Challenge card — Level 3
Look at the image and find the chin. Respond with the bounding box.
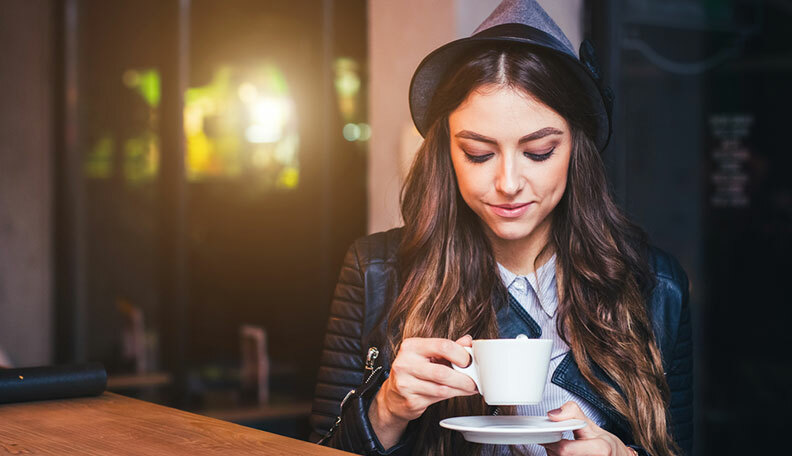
[487,222,536,242]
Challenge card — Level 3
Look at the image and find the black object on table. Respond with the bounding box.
[0,362,107,404]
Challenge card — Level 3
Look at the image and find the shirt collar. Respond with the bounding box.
[497,261,520,290]
[497,253,558,317]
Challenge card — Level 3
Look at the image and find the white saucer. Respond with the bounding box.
[439,415,586,445]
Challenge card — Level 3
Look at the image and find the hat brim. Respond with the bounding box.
[408,26,612,152]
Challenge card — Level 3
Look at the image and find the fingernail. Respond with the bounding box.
[547,407,562,416]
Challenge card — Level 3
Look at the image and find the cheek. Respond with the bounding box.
[456,170,480,199]
[451,159,486,201]
[535,161,569,205]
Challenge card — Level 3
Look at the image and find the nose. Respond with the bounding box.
[494,154,522,196]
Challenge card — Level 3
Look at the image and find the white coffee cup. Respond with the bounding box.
[452,338,553,405]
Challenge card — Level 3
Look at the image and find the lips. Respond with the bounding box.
[488,202,532,218]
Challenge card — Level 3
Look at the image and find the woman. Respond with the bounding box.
[310,1,692,455]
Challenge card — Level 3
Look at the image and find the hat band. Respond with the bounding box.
[472,23,575,60]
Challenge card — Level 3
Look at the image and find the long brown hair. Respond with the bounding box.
[388,43,678,455]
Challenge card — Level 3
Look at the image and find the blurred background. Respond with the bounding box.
[0,0,789,454]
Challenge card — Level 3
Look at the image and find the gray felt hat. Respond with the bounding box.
[408,0,614,152]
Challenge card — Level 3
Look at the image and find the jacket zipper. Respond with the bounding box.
[364,346,379,379]
[317,346,381,445]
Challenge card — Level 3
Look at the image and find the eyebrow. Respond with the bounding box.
[454,127,563,145]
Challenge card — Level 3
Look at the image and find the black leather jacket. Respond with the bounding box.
[310,227,693,455]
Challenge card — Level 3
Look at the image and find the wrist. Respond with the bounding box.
[368,386,410,451]
[370,388,409,430]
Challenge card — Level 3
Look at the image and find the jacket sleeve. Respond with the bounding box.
[309,241,414,455]
[665,260,694,455]
[629,250,693,456]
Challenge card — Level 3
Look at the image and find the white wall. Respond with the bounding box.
[367,0,583,233]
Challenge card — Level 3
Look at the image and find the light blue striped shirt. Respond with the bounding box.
[497,254,606,455]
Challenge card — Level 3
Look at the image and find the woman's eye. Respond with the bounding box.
[463,151,494,163]
[524,147,555,162]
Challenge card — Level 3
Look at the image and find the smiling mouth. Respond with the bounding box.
[487,202,533,218]
[490,203,531,210]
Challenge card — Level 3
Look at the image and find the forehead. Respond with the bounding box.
[448,84,567,137]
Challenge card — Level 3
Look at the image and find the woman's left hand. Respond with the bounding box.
[540,401,637,456]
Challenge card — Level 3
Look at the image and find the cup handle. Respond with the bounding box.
[452,346,482,394]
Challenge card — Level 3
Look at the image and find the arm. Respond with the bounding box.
[309,241,479,454]
[629,259,694,456]
[309,242,414,455]
[622,266,693,456]
[368,336,476,449]
[544,258,693,456]
[665,265,693,454]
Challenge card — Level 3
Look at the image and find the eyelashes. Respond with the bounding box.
[525,148,555,162]
[462,147,556,164]
[463,152,494,163]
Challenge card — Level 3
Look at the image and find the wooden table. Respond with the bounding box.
[106,372,172,390]
[202,400,313,423]
[0,392,351,455]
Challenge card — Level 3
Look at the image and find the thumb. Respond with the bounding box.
[547,401,600,440]
[455,334,473,347]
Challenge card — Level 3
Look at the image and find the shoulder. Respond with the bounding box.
[348,226,403,267]
[645,245,690,365]
[647,245,689,301]
[345,228,403,344]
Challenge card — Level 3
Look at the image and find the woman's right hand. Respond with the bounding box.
[368,335,478,449]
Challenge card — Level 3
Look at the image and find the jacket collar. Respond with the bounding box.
[494,290,630,435]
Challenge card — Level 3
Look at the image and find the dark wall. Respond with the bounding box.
[588,1,791,454]
[0,0,54,367]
